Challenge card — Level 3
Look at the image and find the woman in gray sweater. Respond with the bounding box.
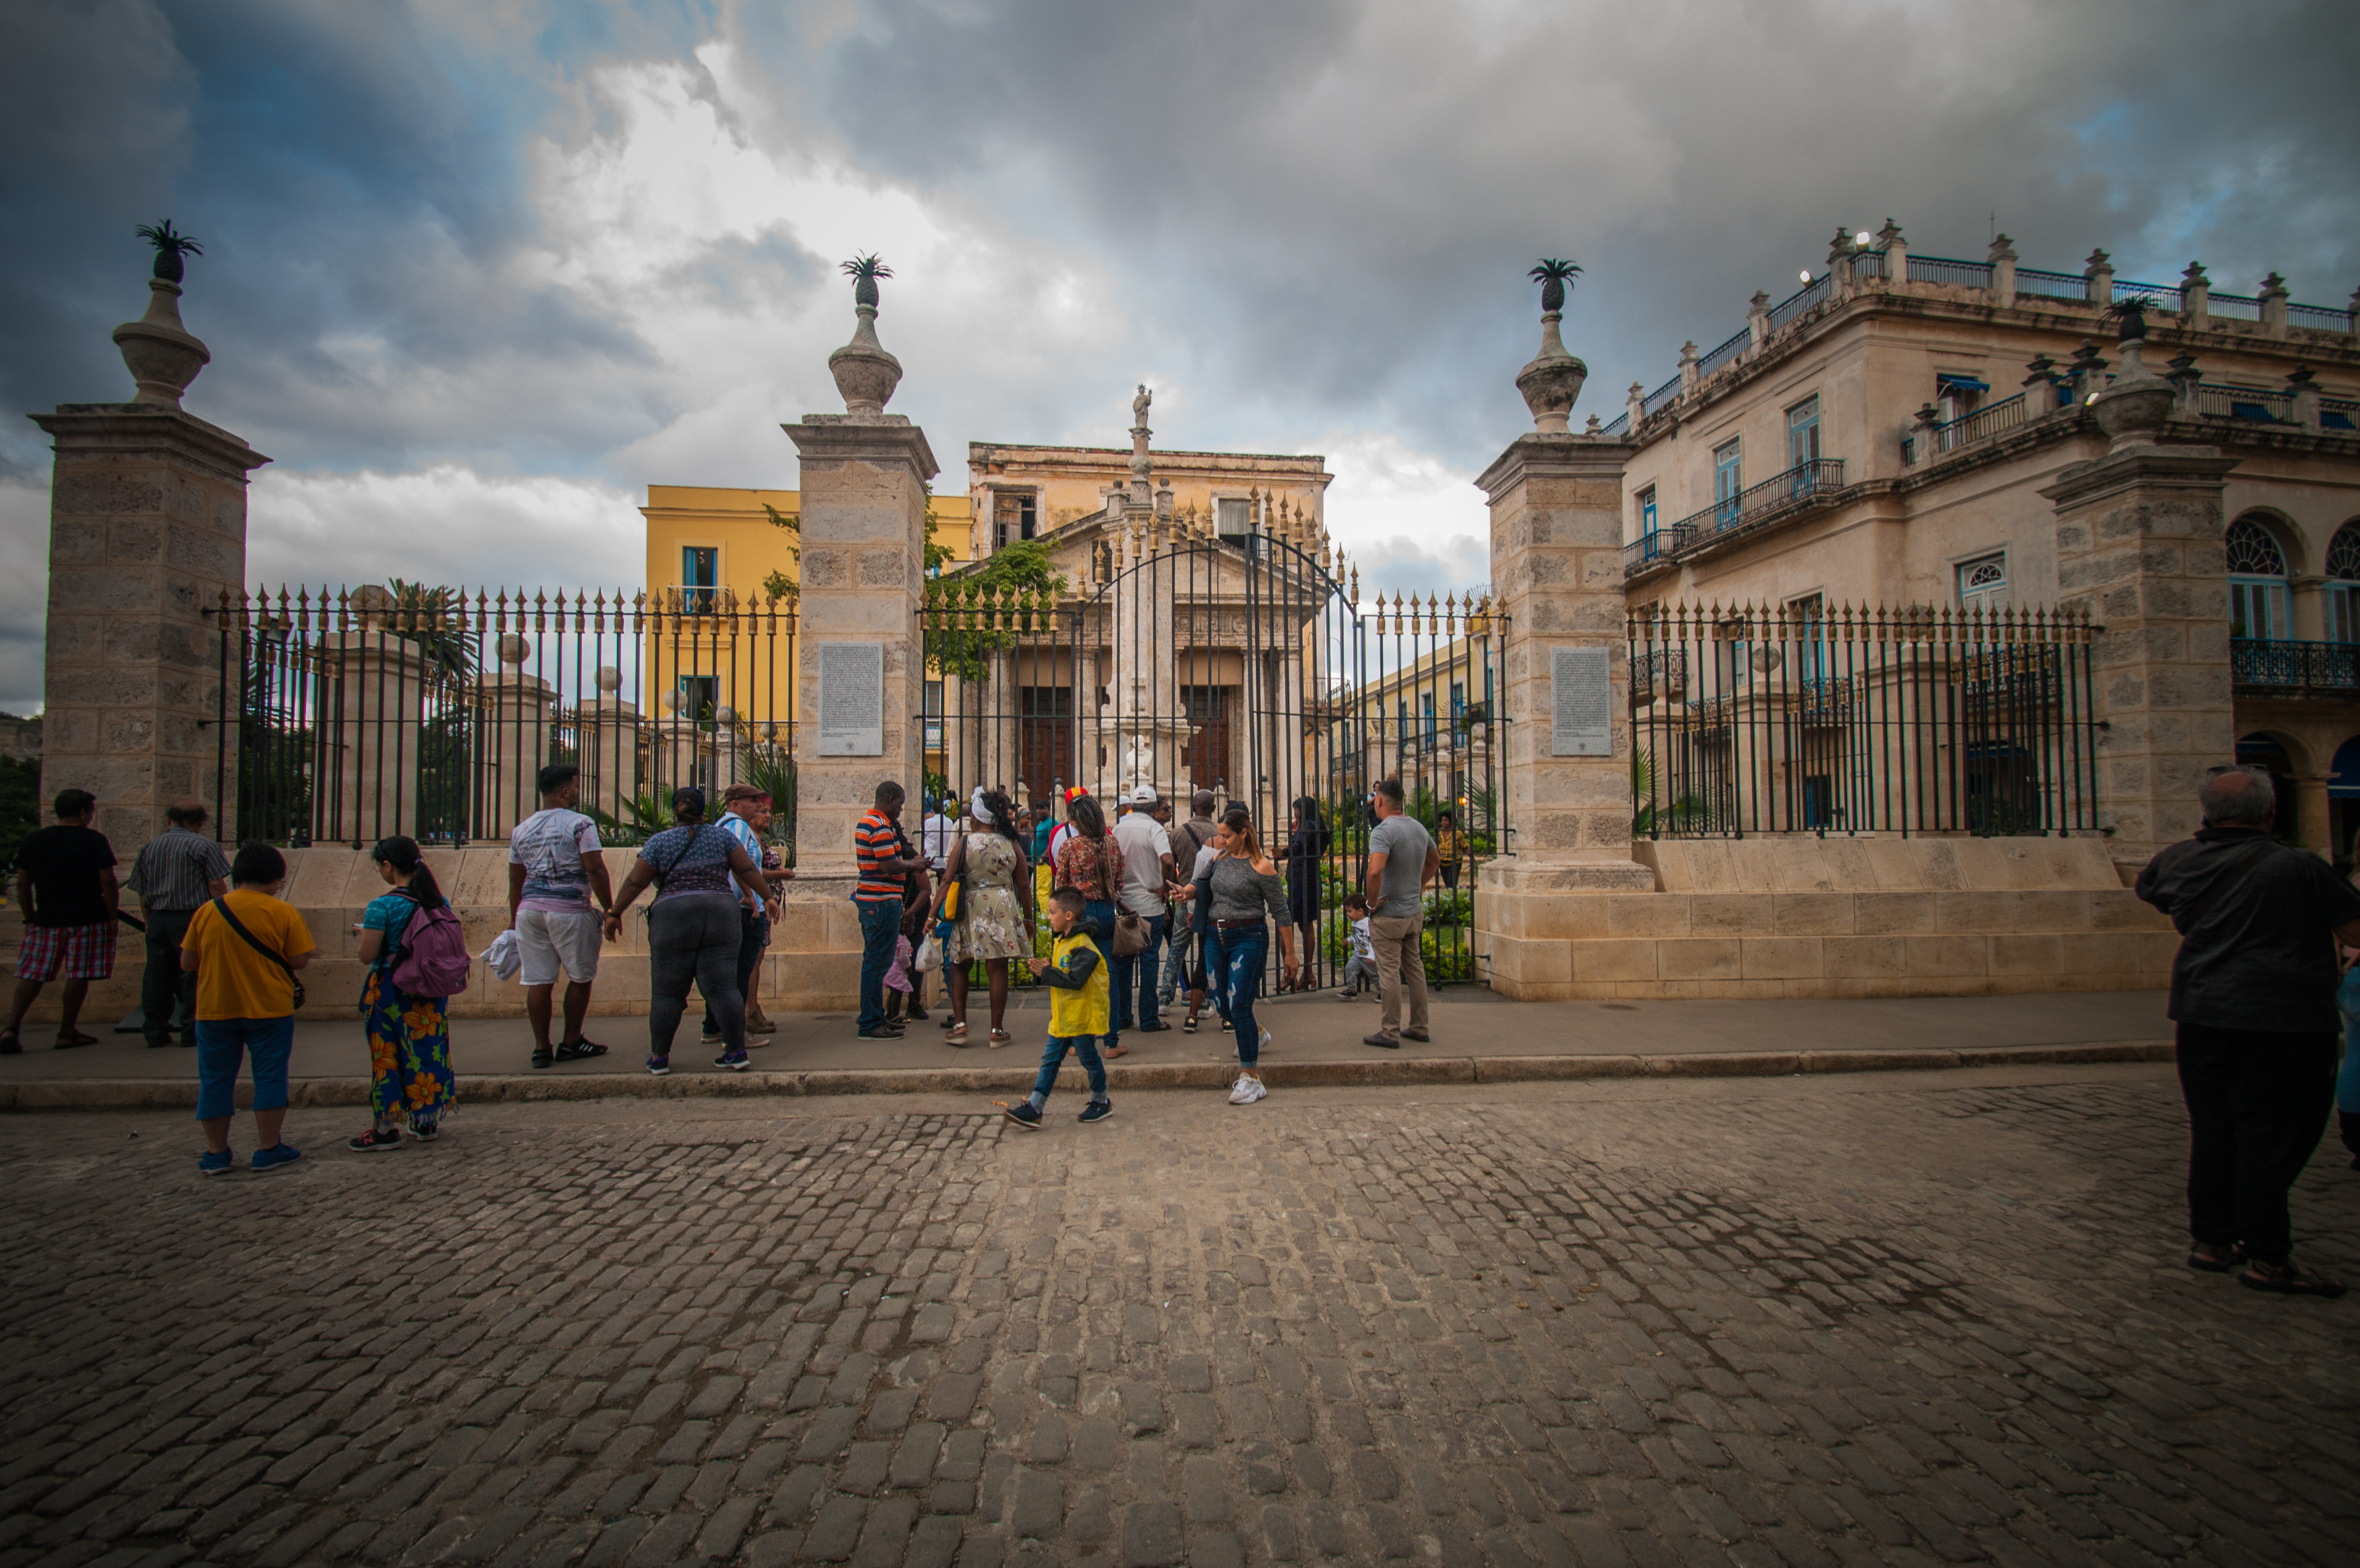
[1192,807,1300,1104]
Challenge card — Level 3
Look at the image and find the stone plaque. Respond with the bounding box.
[1550,645,1611,757]
[816,642,885,756]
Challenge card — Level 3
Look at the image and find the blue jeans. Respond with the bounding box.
[1111,913,1166,1037]
[1211,924,1269,1069]
[194,1016,296,1121]
[856,898,902,1032]
[1033,1033,1108,1103]
[2338,968,2360,1113]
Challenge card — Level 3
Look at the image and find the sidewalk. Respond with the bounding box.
[0,987,2173,1108]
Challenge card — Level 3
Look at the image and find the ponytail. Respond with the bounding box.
[369,835,447,910]
[1220,807,1264,863]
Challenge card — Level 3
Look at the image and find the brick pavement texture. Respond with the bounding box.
[0,1066,2353,1568]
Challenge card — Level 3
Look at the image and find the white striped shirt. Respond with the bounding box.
[127,827,230,912]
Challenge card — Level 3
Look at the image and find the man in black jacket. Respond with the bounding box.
[2137,768,2360,1297]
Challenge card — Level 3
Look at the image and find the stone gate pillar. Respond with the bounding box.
[2042,323,2238,882]
[1473,290,1652,999]
[774,275,936,1006]
[28,259,267,856]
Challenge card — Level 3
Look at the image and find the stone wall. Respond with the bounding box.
[1481,836,2174,1000]
[1,846,863,1023]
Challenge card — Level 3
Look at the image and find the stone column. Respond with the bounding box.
[1989,234,2018,306]
[2084,248,2114,309]
[2180,262,2211,330]
[1476,294,1652,998]
[2259,272,2289,337]
[2041,331,2238,883]
[321,622,427,846]
[28,263,267,856]
[576,667,641,820]
[474,636,557,839]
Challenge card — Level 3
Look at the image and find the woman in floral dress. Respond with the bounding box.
[937,787,1034,1046]
[346,835,456,1151]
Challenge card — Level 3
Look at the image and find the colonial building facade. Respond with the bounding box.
[1612,221,2360,861]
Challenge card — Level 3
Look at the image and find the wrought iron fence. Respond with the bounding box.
[1906,255,1995,290]
[2205,291,2262,321]
[918,533,1505,995]
[1904,390,2033,464]
[2195,383,2294,423]
[1767,274,1832,331]
[2111,279,2184,312]
[1629,601,2099,838]
[1641,374,1682,419]
[214,586,797,852]
[1696,327,1750,379]
[2231,638,2360,693]
[2014,268,2088,304]
[2290,302,2356,334]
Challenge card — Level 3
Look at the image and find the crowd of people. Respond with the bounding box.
[8,758,2353,1301]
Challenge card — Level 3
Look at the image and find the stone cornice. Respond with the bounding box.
[786,414,939,482]
[1474,433,1636,502]
[2038,446,2240,509]
[29,402,270,482]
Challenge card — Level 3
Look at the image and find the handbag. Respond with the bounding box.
[209,896,306,1010]
[1112,908,1149,957]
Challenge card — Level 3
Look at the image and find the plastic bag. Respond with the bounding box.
[913,931,943,974]
[483,928,523,982]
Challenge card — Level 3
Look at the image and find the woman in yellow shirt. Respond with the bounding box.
[181,843,315,1175]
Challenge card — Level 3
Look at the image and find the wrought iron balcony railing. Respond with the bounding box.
[2231,638,2360,694]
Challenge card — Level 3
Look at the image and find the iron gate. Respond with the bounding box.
[920,533,1505,993]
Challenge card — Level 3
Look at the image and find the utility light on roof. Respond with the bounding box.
[1856,231,1872,246]
[1800,270,1812,283]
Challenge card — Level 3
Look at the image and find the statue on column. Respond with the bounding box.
[1132,384,1152,426]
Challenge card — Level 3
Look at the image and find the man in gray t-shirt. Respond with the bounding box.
[1362,779,1439,1049]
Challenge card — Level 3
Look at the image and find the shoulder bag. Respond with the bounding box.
[649,824,706,891]
[210,897,305,1009]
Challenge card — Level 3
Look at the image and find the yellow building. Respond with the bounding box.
[636,484,975,737]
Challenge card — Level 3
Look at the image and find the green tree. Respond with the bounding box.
[925,542,1067,683]
[0,754,39,859]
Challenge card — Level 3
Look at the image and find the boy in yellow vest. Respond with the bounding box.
[1006,887,1113,1127]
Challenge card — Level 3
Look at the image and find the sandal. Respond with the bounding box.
[989,1028,1012,1048]
[1182,1016,1199,1034]
[945,1022,969,1044]
[2187,1243,2245,1273]
[530,1047,554,1070]
[938,1012,959,1030]
[2239,1260,2349,1297]
[54,1031,98,1049]
[555,1040,609,1062]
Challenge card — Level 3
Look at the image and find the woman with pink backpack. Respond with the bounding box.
[347,835,469,1151]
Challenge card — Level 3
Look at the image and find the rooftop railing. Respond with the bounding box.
[1906,254,1994,289]
[1597,410,1632,437]
[2013,267,2088,304]
[1903,390,2033,464]
[2206,291,2262,321]
[2292,302,2356,333]
[1766,274,1832,331]
[1641,374,1682,419]
[2195,383,2295,423]
[1696,327,1750,379]
[2111,279,2183,311]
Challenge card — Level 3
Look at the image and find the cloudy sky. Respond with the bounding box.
[2,0,2353,712]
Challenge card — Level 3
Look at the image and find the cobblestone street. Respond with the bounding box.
[0,1064,2352,1568]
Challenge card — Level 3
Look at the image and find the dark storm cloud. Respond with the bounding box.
[805,0,2360,467]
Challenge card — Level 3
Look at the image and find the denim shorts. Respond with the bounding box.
[194,1016,297,1121]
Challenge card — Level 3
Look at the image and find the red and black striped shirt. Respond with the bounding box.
[853,809,903,902]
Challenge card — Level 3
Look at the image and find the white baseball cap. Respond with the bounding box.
[1128,785,1159,805]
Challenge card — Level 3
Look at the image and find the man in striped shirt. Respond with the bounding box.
[854,781,926,1038]
[126,801,231,1048]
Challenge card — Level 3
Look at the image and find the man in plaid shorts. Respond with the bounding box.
[4,788,121,1052]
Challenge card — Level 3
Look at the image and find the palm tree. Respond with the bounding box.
[136,219,204,283]
[841,254,893,307]
[1528,258,1582,313]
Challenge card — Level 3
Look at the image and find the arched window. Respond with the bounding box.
[2326,522,2360,644]
[2225,517,2289,640]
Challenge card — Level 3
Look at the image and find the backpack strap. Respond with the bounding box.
[210,897,305,1007]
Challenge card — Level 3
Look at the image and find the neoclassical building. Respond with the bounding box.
[1611,220,2360,858]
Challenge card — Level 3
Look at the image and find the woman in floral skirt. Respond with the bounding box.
[935,787,1035,1046]
[347,836,457,1151]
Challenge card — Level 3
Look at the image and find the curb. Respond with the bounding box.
[0,1040,2175,1111]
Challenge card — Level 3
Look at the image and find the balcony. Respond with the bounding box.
[1623,459,1847,578]
[2232,638,2360,695]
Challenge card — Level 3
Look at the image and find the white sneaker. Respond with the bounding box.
[1259,1028,1273,1054]
[1229,1073,1267,1105]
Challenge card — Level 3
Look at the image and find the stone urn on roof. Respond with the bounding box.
[1516,258,1588,434]
[828,253,904,416]
[113,219,212,408]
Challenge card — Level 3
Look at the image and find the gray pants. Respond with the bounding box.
[142,908,198,1046]
[649,894,745,1057]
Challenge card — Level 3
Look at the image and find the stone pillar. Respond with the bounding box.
[28,261,267,856]
[576,667,641,820]
[1745,290,1771,352]
[474,636,557,839]
[321,625,427,846]
[1676,341,1699,401]
[1989,234,2018,306]
[2084,248,2114,309]
[2259,273,2289,337]
[2288,366,2322,430]
[2041,337,2238,883]
[1876,218,1908,286]
[2180,262,2210,330]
